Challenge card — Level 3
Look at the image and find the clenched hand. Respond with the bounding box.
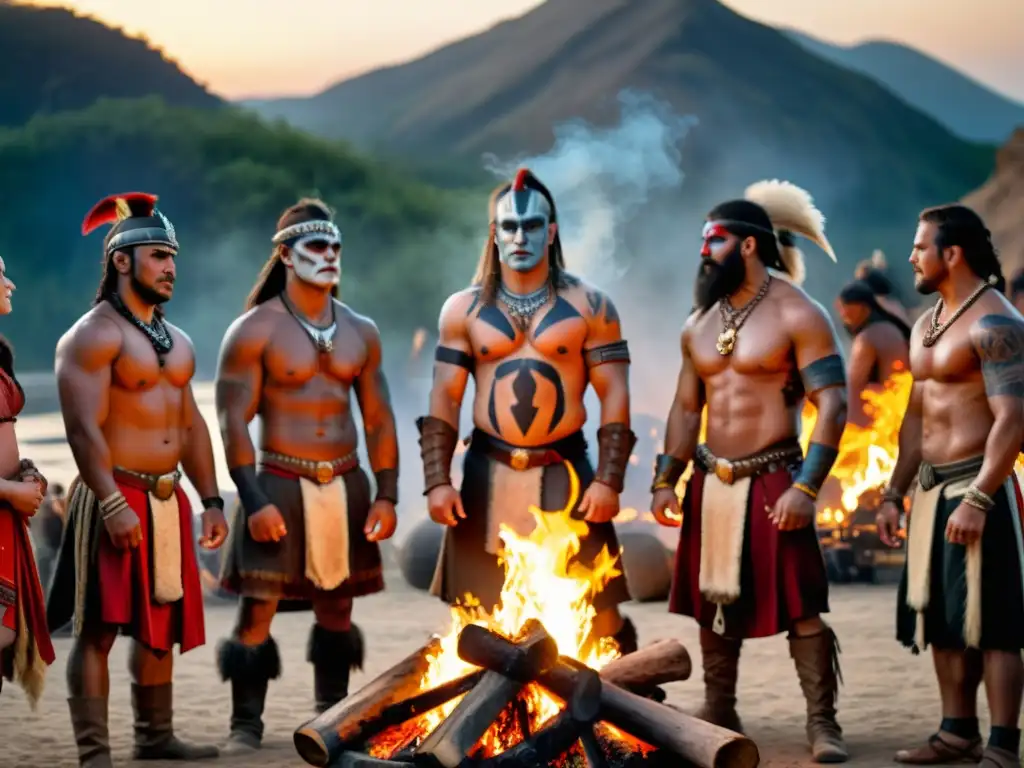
[579,481,619,524]
[365,500,398,542]
[248,504,287,542]
[427,484,465,527]
[769,487,816,531]
[651,487,683,527]
[199,506,228,549]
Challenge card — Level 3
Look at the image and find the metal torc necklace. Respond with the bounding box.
[922,280,992,347]
[281,294,337,354]
[498,283,551,329]
[716,276,772,356]
[108,292,174,364]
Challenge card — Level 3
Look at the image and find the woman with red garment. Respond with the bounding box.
[0,254,55,705]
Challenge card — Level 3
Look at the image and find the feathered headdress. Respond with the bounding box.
[81,192,178,254]
[743,179,837,286]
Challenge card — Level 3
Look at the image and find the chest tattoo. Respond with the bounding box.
[477,303,517,341]
[488,358,566,437]
[534,296,583,338]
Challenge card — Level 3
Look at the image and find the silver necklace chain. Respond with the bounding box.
[282,295,338,354]
[498,283,551,328]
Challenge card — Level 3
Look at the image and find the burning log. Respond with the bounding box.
[413,620,558,768]
[598,638,692,688]
[294,638,445,766]
[462,627,758,768]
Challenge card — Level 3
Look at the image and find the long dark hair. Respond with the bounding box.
[472,171,569,304]
[920,204,1004,293]
[246,198,339,310]
[838,280,911,340]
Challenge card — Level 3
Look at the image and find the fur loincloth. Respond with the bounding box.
[699,474,753,635]
[484,462,544,555]
[149,492,183,604]
[300,476,351,591]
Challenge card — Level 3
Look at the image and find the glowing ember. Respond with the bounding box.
[369,462,624,759]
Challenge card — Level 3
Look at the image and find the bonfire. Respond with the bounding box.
[293,465,758,768]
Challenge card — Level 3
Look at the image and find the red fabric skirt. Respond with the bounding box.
[0,504,55,662]
[668,467,830,639]
[95,475,205,653]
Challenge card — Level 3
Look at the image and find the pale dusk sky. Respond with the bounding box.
[23,0,1024,103]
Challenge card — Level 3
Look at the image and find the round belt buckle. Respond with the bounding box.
[154,474,176,501]
[315,461,335,485]
[714,459,735,486]
[510,449,530,472]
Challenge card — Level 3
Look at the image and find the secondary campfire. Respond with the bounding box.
[294,466,758,768]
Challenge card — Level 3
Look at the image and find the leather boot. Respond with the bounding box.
[67,697,113,768]
[216,636,280,753]
[308,623,364,714]
[131,682,219,760]
[693,628,744,733]
[789,626,849,763]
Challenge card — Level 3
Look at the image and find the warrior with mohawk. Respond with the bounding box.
[214,197,399,752]
[650,181,850,762]
[419,168,638,653]
[48,193,227,767]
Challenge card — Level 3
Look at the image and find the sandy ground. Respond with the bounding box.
[0,569,998,768]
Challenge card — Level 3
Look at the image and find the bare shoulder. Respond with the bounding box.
[563,275,621,324]
[775,280,833,332]
[439,287,480,329]
[163,319,196,353]
[969,293,1024,364]
[335,300,382,346]
[56,304,123,367]
[219,302,277,356]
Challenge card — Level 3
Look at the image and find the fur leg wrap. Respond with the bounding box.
[308,623,365,713]
[216,636,281,748]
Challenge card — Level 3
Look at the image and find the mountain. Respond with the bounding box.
[785,30,1024,144]
[0,3,222,127]
[247,0,993,244]
[963,128,1024,281]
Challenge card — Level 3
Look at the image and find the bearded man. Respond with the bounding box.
[418,168,637,654]
[650,181,850,762]
[877,205,1024,768]
[48,193,228,767]
[834,280,911,427]
[215,198,399,752]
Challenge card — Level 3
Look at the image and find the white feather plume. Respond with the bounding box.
[743,179,837,264]
[871,249,887,269]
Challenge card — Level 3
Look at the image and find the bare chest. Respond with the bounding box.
[690,311,794,380]
[466,296,588,366]
[263,322,365,388]
[911,329,979,384]
[112,332,194,392]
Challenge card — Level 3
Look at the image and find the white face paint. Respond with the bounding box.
[493,187,552,273]
[288,232,342,288]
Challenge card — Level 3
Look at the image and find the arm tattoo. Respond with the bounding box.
[800,354,846,394]
[435,345,474,371]
[585,340,630,367]
[975,315,1024,398]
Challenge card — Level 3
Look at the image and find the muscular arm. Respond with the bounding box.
[584,292,630,426]
[180,384,219,500]
[652,324,704,492]
[845,335,876,427]
[886,381,923,496]
[791,300,849,494]
[54,316,122,500]
[969,314,1024,497]
[354,319,399,503]
[214,315,268,514]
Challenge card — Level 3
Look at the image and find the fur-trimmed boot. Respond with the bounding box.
[216,636,281,754]
[308,624,364,714]
[131,682,219,760]
[68,697,113,768]
[789,626,848,763]
[694,628,744,733]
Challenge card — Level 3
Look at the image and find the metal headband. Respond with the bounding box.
[272,220,341,245]
[106,227,178,256]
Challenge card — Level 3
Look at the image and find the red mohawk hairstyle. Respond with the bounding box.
[511,167,531,191]
[82,192,159,235]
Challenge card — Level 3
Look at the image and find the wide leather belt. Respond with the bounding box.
[695,442,803,486]
[469,430,585,472]
[260,450,358,485]
[918,455,985,492]
[113,467,181,501]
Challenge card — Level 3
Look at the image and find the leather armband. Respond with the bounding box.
[799,354,846,394]
[651,453,688,494]
[374,468,399,504]
[416,416,459,494]
[435,345,474,372]
[585,340,630,368]
[792,442,839,495]
[229,464,271,517]
[594,423,638,494]
[201,496,225,511]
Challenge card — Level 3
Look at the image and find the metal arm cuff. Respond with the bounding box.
[651,454,688,493]
[594,423,637,494]
[416,416,459,494]
[374,468,399,504]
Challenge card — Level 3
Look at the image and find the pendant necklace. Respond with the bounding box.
[108,292,174,366]
[281,294,337,354]
[716,276,772,356]
[922,280,992,347]
[498,282,551,330]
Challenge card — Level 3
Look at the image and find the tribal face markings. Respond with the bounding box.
[494,186,551,273]
[488,358,566,438]
[288,232,342,288]
[974,314,1024,398]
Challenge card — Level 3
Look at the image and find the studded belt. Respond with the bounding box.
[468,429,587,472]
[260,450,358,485]
[695,442,803,486]
[113,467,181,501]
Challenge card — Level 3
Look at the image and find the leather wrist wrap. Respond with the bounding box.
[793,442,839,495]
[229,464,271,517]
[374,468,399,504]
[651,453,687,494]
[416,416,459,494]
[594,423,637,494]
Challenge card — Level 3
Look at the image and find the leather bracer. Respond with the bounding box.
[594,423,638,494]
[416,416,459,494]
